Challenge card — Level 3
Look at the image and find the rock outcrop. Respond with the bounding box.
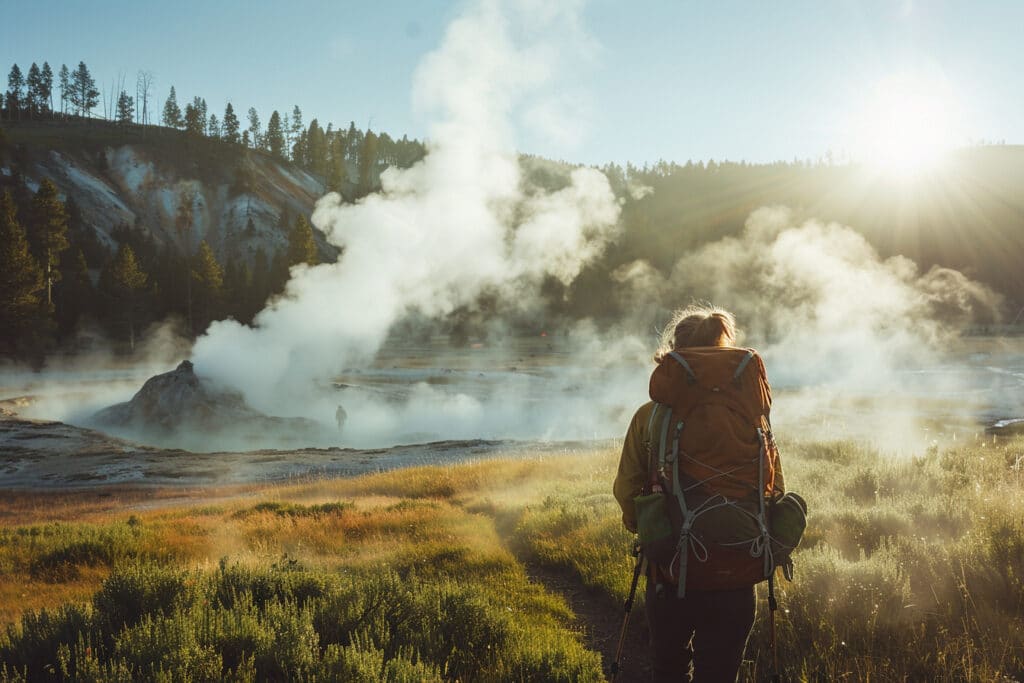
[93,361,315,437]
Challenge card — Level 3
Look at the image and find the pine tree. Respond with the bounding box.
[247,107,261,149]
[6,64,25,120]
[287,215,318,267]
[70,61,99,117]
[100,244,148,350]
[327,140,346,193]
[198,98,208,133]
[26,63,42,118]
[162,86,183,129]
[54,248,94,339]
[116,91,134,125]
[208,113,221,139]
[358,130,379,195]
[28,179,70,305]
[376,131,394,165]
[0,191,45,356]
[266,110,285,158]
[223,102,240,144]
[292,129,308,167]
[345,121,362,163]
[58,64,70,118]
[290,106,303,161]
[40,62,54,114]
[184,99,204,135]
[191,240,223,333]
[307,119,327,176]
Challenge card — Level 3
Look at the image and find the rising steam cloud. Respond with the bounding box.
[191,1,621,419]
[614,206,1008,451]
[186,1,1011,453]
[3,0,1015,463]
[614,205,999,385]
[615,206,1002,389]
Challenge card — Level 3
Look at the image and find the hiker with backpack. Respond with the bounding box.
[613,305,804,683]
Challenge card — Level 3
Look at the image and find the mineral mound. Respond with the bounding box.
[93,360,315,436]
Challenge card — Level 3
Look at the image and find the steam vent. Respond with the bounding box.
[93,360,274,432]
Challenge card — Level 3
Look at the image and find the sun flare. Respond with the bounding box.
[847,74,965,178]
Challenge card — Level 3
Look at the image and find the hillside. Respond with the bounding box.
[0,120,332,265]
[604,146,1024,314]
[1,121,1022,360]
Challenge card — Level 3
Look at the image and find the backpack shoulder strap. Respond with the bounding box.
[732,349,756,384]
[645,403,673,491]
[667,351,697,385]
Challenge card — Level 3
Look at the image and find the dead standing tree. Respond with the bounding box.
[136,70,153,127]
[103,72,127,122]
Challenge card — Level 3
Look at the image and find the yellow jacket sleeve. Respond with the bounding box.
[772,444,785,497]
[613,401,656,533]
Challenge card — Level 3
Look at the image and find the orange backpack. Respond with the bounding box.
[642,347,782,596]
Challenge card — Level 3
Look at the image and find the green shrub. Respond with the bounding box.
[312,571,413,651]
[842,467,879,503]
[30,540,112,582]
[235,501,352,519]
[92,565,195,638]
[113,612,222,681]
[321,637,443,682]
[213,561,328,610]
[0,604,93,682]
[11,522,144,582]
[57,638,136,683]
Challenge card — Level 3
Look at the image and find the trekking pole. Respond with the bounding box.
[766,572,782,683]
[610,538,645,682]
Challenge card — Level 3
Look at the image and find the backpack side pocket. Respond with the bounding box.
[635,492,678,565]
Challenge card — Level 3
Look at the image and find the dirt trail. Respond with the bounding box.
[480,495,652,680]
[522,560,652,682]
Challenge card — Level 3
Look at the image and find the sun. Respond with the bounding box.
[846,74,965,178]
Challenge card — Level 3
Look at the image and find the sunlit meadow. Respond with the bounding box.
[1,430,1022,681]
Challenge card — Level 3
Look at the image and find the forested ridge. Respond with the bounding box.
[0,59,427,363]
[1,60,425,190]
[2,59,1023,366]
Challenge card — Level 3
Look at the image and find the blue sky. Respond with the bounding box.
[3,0,1021,166]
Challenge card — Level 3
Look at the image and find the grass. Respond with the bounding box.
[1,435,1022,681]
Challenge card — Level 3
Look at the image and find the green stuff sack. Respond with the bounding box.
[770,491,807,561]
[634,492,678,564]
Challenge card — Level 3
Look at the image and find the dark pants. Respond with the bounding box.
[645,579,755,683]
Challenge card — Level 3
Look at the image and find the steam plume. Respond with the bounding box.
[614,206,1008,451]
[191,0,621,421]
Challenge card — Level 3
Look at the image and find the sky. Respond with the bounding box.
[2,0,1022,167]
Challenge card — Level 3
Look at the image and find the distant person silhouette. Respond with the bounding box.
[335,405,347,432]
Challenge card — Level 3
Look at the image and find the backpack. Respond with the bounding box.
[633,347,804,597]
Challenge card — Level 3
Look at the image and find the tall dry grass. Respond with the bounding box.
[1,435,1022,681]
